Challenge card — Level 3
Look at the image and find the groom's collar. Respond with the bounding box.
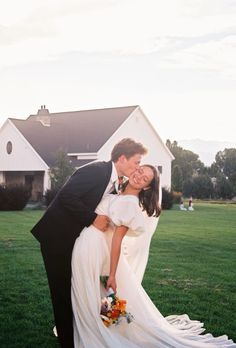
[111,162,119,184]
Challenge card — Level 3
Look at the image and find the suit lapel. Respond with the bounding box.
[96,161,113,204]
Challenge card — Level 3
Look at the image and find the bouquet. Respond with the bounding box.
[100,276,134,327]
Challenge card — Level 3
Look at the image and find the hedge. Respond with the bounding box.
[0,185,31,210]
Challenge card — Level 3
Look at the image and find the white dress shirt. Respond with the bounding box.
[102,162,118,197]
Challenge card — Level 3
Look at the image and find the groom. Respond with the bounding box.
[31,138,147,348]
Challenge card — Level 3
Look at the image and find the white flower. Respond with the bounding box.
[101,297,112,311]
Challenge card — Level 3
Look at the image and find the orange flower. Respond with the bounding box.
[110,309,120,319]
[100,287,134,327]
[115,299,127,311]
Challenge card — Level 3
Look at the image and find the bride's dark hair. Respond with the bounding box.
[138,165,161,217]
[122,164,161,217]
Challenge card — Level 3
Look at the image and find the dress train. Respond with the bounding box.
[71,226,235,348]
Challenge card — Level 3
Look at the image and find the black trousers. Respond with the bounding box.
[40,244,74,348]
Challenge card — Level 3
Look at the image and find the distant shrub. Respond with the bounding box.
[172,191,182,204]
[183,179,195,198]
[161,187,174,210]
[0,185,31,211]
[215,176,234,199]
[44,188,59,207]
[183,175,214,199]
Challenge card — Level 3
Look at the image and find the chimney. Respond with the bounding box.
[36,105,50,126]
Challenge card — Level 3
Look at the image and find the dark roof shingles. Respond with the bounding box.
[10,106,137,166]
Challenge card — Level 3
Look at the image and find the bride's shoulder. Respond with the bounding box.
[108,194,145,234]
[117,194,139,203]
[112,194,139,207]
[109,194,140,212]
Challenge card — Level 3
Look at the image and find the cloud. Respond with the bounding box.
[158,33,236,80]
[0,0,236,81]
[0,0,115,46]
[0,22,57,46]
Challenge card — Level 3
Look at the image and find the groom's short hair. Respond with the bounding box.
[111,138,147,162]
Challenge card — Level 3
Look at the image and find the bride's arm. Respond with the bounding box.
[106,225,128,293]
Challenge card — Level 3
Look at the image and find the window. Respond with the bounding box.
[6,141,12,154]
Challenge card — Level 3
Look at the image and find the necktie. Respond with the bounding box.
[117,176,124,194]
[109,177,124,194]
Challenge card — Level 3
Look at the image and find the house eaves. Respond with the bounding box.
[137,106,175,160]
[7,119,49,169]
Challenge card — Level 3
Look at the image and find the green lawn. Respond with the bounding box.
[0,203,236,347]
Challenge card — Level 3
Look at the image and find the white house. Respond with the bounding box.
[0,105,174,201]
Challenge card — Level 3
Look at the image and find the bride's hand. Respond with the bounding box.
[106,275,117,293]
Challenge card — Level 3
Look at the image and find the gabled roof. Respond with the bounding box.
[10,106,137,167]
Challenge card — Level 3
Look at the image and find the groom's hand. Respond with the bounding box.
[93,215,110,232]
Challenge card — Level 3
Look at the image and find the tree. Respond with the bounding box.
[50,150,75,190]
[215,175,234,199]
[212,148,236,195]
[183,179,195,198]
[222,149,236,189]
[45,150,75,206]
[167,140,236,199]
[171,165,183,192]
[166,139,171,150]
[166,140,205,182]
[214,148,236,178]
[192,174,214,199]
[183,175,214,199]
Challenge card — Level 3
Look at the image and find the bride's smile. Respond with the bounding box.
[125,166,154,193]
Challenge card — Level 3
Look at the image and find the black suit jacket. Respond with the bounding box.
[31,161,112,251]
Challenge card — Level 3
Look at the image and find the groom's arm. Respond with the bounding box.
[93,215,110,232]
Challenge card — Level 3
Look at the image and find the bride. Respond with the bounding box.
[71,165,235,348]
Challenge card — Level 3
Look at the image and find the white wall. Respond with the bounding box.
[43,170,51,192]
[98,107,173,188]
[0,171,5,184]
[0,120,48,171]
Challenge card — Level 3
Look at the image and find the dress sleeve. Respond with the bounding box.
[109,197,145,236]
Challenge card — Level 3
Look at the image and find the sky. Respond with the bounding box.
[0,0,236,143]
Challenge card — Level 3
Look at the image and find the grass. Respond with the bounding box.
[0,203,235,347]
[0,211,57,348]
[143,203,236,341]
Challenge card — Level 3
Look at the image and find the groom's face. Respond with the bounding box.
[119,154,142,177]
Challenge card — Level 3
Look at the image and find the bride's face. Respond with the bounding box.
[129,166,154,190]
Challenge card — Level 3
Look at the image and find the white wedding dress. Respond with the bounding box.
[71,194,235,348]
